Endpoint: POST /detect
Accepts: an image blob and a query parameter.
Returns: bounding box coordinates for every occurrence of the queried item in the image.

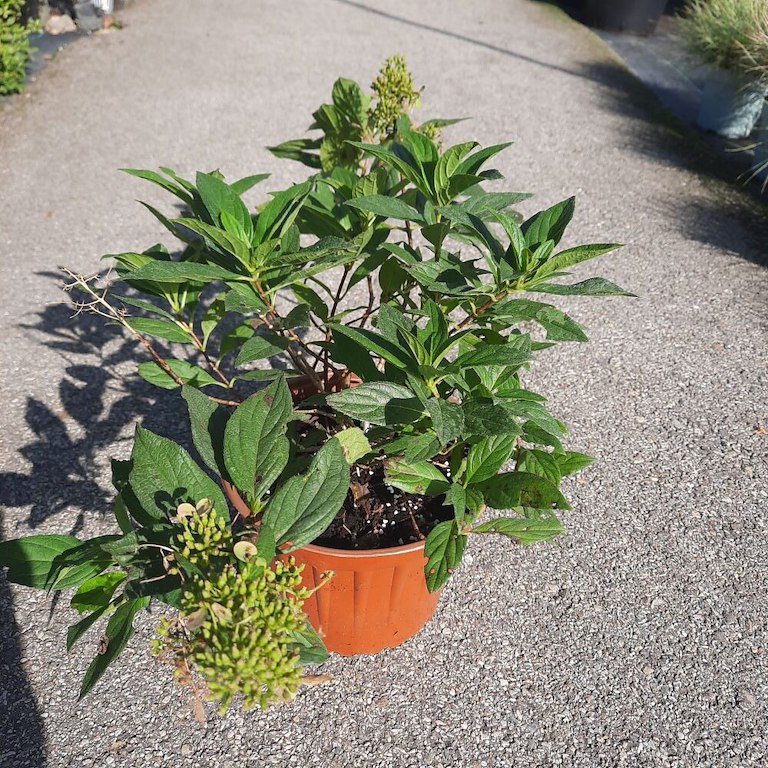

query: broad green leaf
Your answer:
[345,195,424,223]
[79,597,150,699]
[517,449,561,485]
[529,278,635,297]
[292,284,329,320]
[464,434,518,485]
[536,243,621,279]
[424,520,467,593]
[196,171,252,236]
[462,398,523,437]
[0,535,80,589]
[66,604,110,652]
[521,197,575,248]
[425,399,464,446]
[234,334,290,367]
[223,379,292,502]
[448,482,468,523]
[127,261,247,284]
[121,168,193,204]
[455,142,512,176]
[47,536,118,591]
[334,427,372,464]
[329,324,413,370]
[230,173,270,195]
[480,471,570,510]
[70,572,126,614]
[292,623,330,666]
[129,427,229,520]
[262,438,349,552]
[138,359,220,390]
[327,382,424,426]
[182,385,229,475]
[471,516,563,544]
[555,450,594,477]
[125,318,194,344]
[385,460,450,496]
[454,335,531,370]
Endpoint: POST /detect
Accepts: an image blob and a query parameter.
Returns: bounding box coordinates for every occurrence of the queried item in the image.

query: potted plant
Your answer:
[680,0,767,139]
[583,0,668,36]
[0,58,632,713]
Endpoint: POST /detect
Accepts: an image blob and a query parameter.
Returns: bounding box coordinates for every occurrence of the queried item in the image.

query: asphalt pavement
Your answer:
[1,1,767,766]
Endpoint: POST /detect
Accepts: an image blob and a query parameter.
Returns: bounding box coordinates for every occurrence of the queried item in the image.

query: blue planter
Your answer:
[697,68,766,139]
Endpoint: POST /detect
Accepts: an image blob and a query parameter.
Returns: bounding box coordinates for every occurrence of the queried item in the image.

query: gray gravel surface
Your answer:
[1,1,767,767]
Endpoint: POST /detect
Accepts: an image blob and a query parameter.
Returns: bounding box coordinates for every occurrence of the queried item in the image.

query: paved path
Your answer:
[1,1,767,766]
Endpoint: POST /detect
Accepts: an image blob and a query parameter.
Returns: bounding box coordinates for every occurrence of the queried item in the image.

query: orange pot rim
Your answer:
[297,538,427,559]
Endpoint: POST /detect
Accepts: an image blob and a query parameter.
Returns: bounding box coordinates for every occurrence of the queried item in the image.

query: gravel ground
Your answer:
[1,1,767,767]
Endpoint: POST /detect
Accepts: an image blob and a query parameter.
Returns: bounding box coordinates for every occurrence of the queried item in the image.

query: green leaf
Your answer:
[127,261,247,284]
[256,524,276,562]
[462,398,523,437]
[234,333,290,366]
[518,449,561,485]
[425,399,464,446]
[529,278,636,297]
[448,482,468,523]
[66,605,110,652]
[230,173,270,195]
[129,427,229,520]
[521,197,575,248]
[292,284,329,320]
[555,450,594,477]
[0,535,80,589]
[47,536,118,591]
[223,378,293,502]
[125,318,194,344]
[329,324,413,371]
[196,171,252,236]
[454,335,531,370]
[536,243,621,279]
[327,382,425,426]
[345,195,424,223]
[79,597,150,699]
[385,460,450,497]
[182,385,230,476]
[471,516,563,545]
[464,434,518,485]
[424,520,467,593]
[335,427,372,464]
[71,573,126,614]
[262,438,349,552]
[137,359,220,390]
[480,471,570,510]
[292,623,329,666]
[121,168,194,204]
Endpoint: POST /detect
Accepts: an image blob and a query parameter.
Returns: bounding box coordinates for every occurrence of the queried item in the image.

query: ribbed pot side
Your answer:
[291,540,440,656]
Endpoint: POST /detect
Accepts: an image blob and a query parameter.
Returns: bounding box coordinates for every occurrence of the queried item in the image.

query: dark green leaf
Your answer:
[137,359,220,390]
[223,378,293,502]
[66,605,110,652]
[0,535,80,589]
[471,516,563,544]
[328,382,424,426]
[464,434,518,485]
[345,195,424,223]
[424,520,467,592]
[70,573,126,614]
[480,471,570,510]
[385,460,450,497]
[555,450,594,477]
[129,427,229,520]
[182,385,230,476]
[425,399,464,445]
[262,438,349,552]
[234,334,290,366]
[529,278,636,297]
[521,197,575,248]
[125,318,194,344]
[79,597,150,699]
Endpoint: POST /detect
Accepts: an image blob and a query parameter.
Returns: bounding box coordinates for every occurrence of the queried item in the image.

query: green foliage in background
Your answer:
[0,0,39,95]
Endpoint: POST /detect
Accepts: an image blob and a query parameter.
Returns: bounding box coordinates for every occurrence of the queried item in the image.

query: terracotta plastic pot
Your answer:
[290,540,439,656]
[221,476,439,656]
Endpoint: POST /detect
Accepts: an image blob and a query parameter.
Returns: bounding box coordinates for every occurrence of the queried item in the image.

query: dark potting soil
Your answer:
[314,464,453,550]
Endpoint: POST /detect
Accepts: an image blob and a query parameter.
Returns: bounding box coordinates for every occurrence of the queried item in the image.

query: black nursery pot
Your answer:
[584,0,667,36]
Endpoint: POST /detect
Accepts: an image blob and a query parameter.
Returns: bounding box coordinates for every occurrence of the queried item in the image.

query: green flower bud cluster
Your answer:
[154,501,313,712]
[370,54,422,135]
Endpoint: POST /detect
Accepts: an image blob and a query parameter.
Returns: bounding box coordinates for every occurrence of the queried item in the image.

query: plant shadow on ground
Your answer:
[0,538,47,768]
[0,273,193,765]
[0,276,190,538]
[578,58,768,269]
